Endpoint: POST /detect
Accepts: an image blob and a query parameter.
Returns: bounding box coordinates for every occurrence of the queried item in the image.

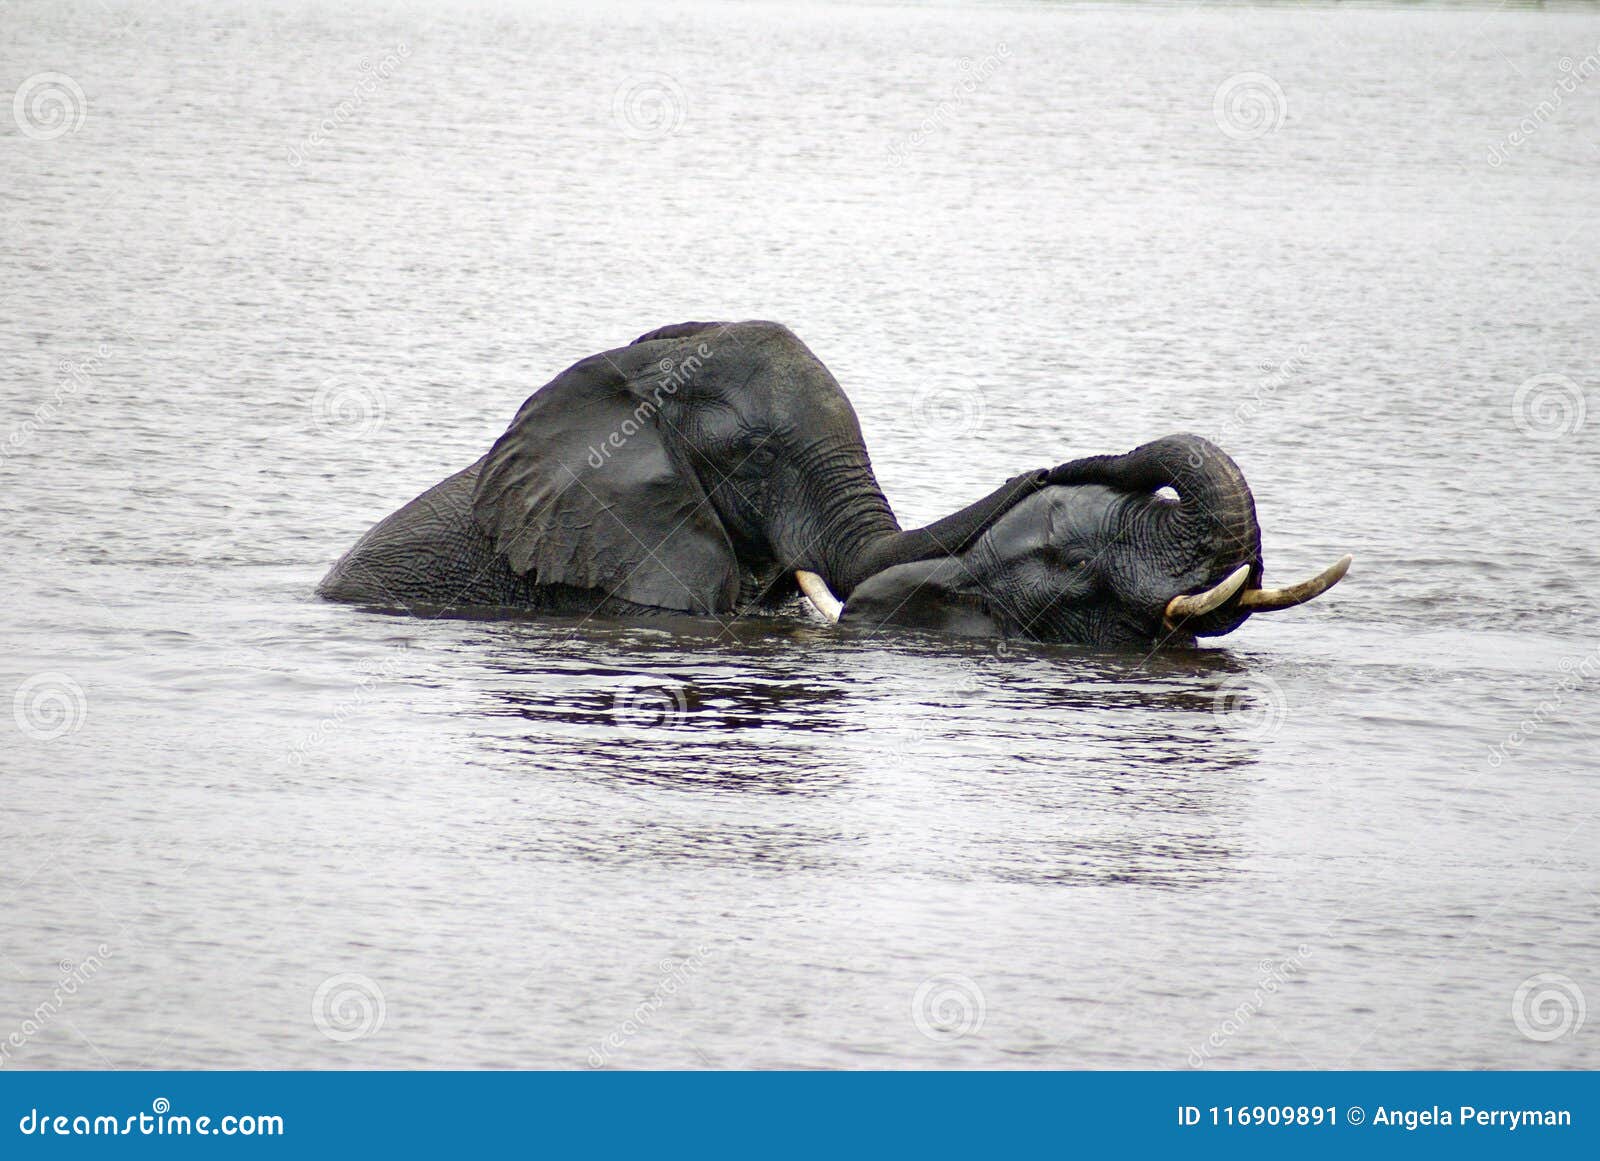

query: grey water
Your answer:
[2,0,1597,1070]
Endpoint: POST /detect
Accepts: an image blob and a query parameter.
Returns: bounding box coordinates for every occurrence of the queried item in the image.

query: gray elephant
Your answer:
[318,321,1347,646]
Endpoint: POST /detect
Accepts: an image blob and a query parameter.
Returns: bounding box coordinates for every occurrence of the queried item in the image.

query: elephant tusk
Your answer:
[1237,554,1353,612]
[1164,563,1251,626]
[796,570,843,623]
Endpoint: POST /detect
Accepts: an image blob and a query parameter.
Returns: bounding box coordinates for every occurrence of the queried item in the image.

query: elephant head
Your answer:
[833,434,1350,648]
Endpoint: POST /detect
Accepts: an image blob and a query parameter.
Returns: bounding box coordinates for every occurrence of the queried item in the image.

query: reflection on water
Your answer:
[2,0,1597,1069]
[467,629,1261,886]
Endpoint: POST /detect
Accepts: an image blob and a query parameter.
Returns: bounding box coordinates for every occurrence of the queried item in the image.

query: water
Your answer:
[2,0,1597,1069]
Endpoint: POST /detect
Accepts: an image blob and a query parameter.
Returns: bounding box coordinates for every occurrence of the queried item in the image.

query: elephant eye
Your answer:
[743,438,778,468]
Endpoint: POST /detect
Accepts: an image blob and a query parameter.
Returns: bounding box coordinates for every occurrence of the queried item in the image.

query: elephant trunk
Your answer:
[771,440,903,600]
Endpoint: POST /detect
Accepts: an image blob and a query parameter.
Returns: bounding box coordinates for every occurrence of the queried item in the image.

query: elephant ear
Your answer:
[471,350,739,614]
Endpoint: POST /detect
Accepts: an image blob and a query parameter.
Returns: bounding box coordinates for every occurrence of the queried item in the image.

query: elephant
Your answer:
[318,320,1349,647]
[838,435,1351,647]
